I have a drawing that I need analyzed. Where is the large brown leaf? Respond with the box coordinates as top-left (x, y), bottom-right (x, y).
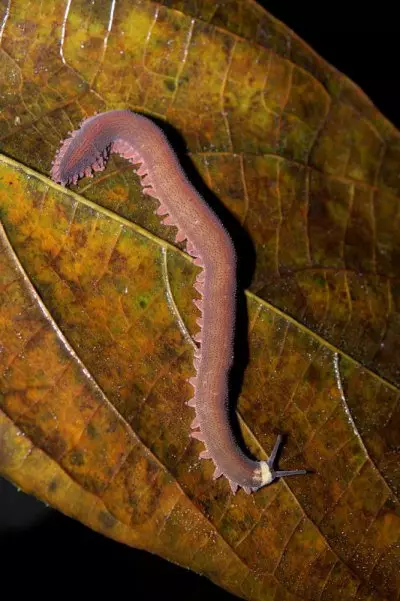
top-left (0, 1), bottom-right (399, 600)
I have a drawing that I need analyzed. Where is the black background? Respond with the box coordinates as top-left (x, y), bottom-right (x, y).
top-left (1, 3), bottom-right (398, 600)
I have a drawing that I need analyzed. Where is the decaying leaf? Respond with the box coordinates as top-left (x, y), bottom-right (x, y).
top-left (0, 1), bottom-right (399, 600)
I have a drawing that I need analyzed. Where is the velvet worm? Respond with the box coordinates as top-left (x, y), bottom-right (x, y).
top-left (51, 110), bottom-right (306, 494)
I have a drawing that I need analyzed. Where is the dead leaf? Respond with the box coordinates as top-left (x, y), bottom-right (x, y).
top-left (0, 1), bottom-right (399, 600)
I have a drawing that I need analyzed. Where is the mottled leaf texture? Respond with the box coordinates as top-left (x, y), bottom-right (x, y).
top-left (0, 1), bottom-right (399, 600)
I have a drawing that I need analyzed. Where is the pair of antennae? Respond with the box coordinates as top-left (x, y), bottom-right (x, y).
top-left (268, 434), bottom-right (308, 481)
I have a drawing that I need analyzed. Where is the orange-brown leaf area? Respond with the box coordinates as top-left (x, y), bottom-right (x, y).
top-left (0, 1), bottom-right (399, 600)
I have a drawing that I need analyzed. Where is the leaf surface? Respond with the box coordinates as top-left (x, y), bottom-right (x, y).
top-left (0, 2), bottom-right (399, 600)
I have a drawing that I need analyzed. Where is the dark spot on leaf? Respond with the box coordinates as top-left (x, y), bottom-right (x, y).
top-left (44, 433), bottom-right (68, 459)
top-left (98, 511), bottom-right (116, 529)
top-left (73, 228), bottom-right (88, 247)
top-left (48, 478), bottom-right (58, 493)
top-left (165, 80), bottom-right (176, 92)
top-left (69, 450), bottom-right (85, 466)
top-left (87, 422), bottom-right (98, 438)
top-left (314, 274), bottom-right (326, 287)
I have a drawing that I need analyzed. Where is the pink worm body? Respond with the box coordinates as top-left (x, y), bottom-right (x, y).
top-left (51, 110), bottom-right (306, 494)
